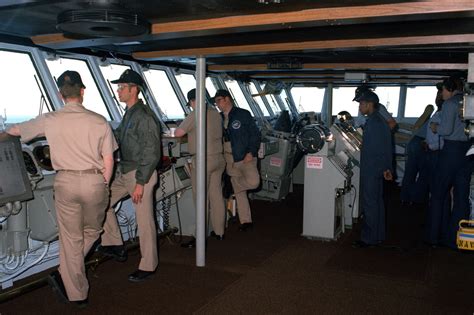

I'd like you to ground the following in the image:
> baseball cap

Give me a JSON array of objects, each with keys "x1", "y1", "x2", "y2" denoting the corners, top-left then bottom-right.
[
  {"x1": 57, "y1": 70, "x2": 85, "y2": 89},
  {"x1": 211, "y1": 89, "x2": 232, "y2": 103},
  {"x1": 353, "y1": 85, "x2": 373, "y2": 101},
  {"x1": 356, "y1": 90, "x2": 379, "y2": 104},
  {"x1": 111, "y1": 69, "x2": 144, "y2": 87},
  {"x1": 436, "y1": 82, "x2": 443, "y2": 90},
  {"x1": 186, "y1": 88, "x2": 196, "y2": 106}
]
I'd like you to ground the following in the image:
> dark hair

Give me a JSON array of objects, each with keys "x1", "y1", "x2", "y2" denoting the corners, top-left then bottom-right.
[
  {"x1": 442, "y1": 76, "x2": 463, "y2": 92},
  {"x1": 59, "y1": 83, "x2": 82, "y2": 98}
]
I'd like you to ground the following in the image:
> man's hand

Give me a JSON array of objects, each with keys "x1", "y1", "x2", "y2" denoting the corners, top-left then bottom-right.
[
  {"x1": 383, "y1": 170, "x2": 393, "y2": 181},
  {"x1": 243, "y1": 152, "x2": 253, "y2": 163},
  {"x1": 132, "y1": 184, "x2": 144, "y2": 204}
]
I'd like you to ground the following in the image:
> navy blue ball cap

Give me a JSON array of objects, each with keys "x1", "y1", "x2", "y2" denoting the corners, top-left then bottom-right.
[
  {"x1": 57, "y1": 70, "x2": 85, "y2": 89},
  {"x1": 211, "y1": 89, "x2": 231, "y2": 103},
  {"x1": 353, "y1": 85, "x2": 373, "y2": 101},
  {"x1": 111, "y1": 69, "x2": 144, "y2": 87},
  {"x1": 356, "y1": 90, "x2": 379, "y2": 104}
]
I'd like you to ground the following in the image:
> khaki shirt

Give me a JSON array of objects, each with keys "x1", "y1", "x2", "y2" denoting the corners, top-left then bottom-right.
[
  {"x1": 178, "y1": 107, "x2": 223, "y2": 155},
  {"x1": 18, "y1": 102, "x2": 117, "y2": 171}
]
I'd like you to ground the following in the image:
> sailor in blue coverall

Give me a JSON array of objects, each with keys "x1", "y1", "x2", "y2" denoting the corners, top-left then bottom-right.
[
  {"x1": 425, "y1": 76, "x2": 472, "y2": 248},
  {"x1": 354, "y1": 90, "x2": 393, "y2": 247}
]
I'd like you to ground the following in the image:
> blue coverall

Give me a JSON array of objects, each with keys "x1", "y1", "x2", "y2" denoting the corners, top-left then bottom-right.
[
  {"x1": 360, "y1": 111, "x2": 393, "y2": 245},
  {"x1": 425, "y1": 92, "x2": 472, "y2": 248}
]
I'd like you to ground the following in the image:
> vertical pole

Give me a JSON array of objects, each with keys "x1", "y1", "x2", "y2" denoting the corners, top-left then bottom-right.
[
  {"x1": 326, "y1": 83, "x2": 333, "y2": 126},
  {"x1": 195, "y1": 56, "x2": 206, "y2": 267}
]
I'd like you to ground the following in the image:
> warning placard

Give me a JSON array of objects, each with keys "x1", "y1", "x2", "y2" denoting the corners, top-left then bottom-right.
[
  {"x1": 306, "y1": 156, "x2": 323, "y2": 169},
  {"x1": 270, "y1": 157, "x2": 282, "y2": 167}
]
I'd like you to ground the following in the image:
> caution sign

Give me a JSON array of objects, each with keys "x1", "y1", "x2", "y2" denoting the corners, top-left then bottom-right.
[
  {"x1": 306, "y1": 156, "x2": 323, "y2": 169},
  {"x1": 457, "y1": 220, "x2": 474, "y2": 251},
  {"x1": 270, "y1": 157, "x2": 282, "y2": 167}
]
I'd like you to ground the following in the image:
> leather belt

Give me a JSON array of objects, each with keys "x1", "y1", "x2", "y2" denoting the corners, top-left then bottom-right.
[{"x1": 59, "y1": 169, "x2": 101, "y2": 175}]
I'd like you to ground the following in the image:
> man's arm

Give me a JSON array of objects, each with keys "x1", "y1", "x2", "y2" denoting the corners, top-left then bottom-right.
[
  {"x1": 135, "y1": 115, "x2": 161, "y2": 185},
  {"x1": 437, "y1": 101, "x2": 456, "y2": 136},
  {"x1": 6, "y1": 125, "x2": 20, "y2": 136},
  {"x1": 102, "y1": 153, "x2": 114, "y2": 184},
  {"x1": 244, "y1": 111, "x2": 261, "y2": 161}
]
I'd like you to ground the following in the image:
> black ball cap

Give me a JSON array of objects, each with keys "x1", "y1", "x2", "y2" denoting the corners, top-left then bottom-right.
[
  {"x1": 357, "y1": 90, "x2": 379, "y2": 104},
  {"x1": 186, "y1": 88, "x2": 196, "y2": 107},
  {"x1": 353, "y1": 85, "x2": 373, "y2": 101},
  {"x1": 111, "y1": 69, "x2": 144, "y2": 87},
  {"x1": 57, "y1": 70, "x2": 85, "y2": 89},
  {"x1": 211, "y1": 89, "x2": 231, "y2": 103}
]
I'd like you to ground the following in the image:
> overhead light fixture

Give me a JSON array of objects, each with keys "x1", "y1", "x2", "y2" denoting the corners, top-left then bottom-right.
[
  {"x1": 258, "y1": 0, "x2": 283, "y2": 4},
  {"x1": 57, "y1": 7, "x2": 150, "y2": 38},
  {"x1": 344, "y1": 72, "x2": 368, "y2": 82}
]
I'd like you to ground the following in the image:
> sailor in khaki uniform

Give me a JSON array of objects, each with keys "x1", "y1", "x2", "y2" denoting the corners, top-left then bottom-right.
[
  {"x1": 99, "y1": 70, "x2": 161, "y2": 282},
  {"x1": 6, "y1": 71, "x2": 117, "y2": 307},
  {"x1": 175, "y1": 89, "x2": 226, "y2": 246},
  {"x1": 212, "y1": 89, "x2": 261, "y2": 231}
]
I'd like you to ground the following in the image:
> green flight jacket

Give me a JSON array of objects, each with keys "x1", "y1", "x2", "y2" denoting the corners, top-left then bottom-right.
[{"x1": 115, "y1": 100, "x2": 161, "y2": 185}]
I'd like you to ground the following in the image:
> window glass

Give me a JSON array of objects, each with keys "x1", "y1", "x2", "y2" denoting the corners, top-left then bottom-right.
[
  {"x1": 144, "y1": 69, "x2": 184, "y2": 120},
  {"x1": 224, "y1": 80, "x2": 254, "y2": 115},
  {"x1": 0, "y1": 50, "x2": 52, "y2": 123},
  {"x1": 374, "y1": 86, "x2": 399, "y2": 117},
  {"x1": 175, "y1": 73, "x2": 196, "y2": 98},
  {"x1": 249, "y1": 82, "x2": 270, "y2": 116},
  {"x1": 291, "y1": 87, "x2": 325, "y2": 113},
  {"x1": 332, "y1": 87, "x2": 358, "y2": 116},
  {"x1": 261, "y1": 83, "x2": 282, "y2": 114},
  {"x1": 278, "y1": 89, "x2": 290, "y2": 111},
  {"x1": 405, "y1": 86, "x2": 438, "y2": 118},
  {"x1": 206, "y1": 77, "x2": 217, "y2": 98},
  {"x1": 46, "y1": 57, "x2": 111, "y2": 120},
  {"x1": 97, "y1": 63, "x2": 130, "y2": 116}
]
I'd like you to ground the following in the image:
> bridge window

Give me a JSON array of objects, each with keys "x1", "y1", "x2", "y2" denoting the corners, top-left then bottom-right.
[
  {"x1": 248, "y1": 82, "x2": 270, "y2": 116},
  {"x1": 46, "y1": 57, "x2": 112, "y2": 120},
  {"x1": 175, "y1": 72, "x2": 196, "y2": 99},
  {"x1": 292, "y1": 87, "x2": 325, "y2": 113},
  {"x1": 144, "y1": 69, "x2": 184, "y2": 120},
  {"x1": 333, "y1": 87, "x2": 358, "y2": 116},
  {"x1": 374, "y1": 86, "x2": 400, "y2": 117},
  {"x1": 224, "y1": 80, "x2": 254, "y2": 115},
  {"x1": 0, "y1": 50, "x2": 52, "y2": 123},
  {"x1": 405, "y1": 86, "x2": 437, "y2": 118},
  {"x1": 278, "y1": 89, "x2": 291, "y2": 112},
  {"x1": 206, "y1": 77, "x2": 218, "y2": 98},
  {"x1": 97, "y1": 63, "x2": 131, "y2": 116}
]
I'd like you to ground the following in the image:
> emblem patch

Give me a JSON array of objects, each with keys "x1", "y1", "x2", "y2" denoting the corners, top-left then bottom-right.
[{"x1": 231, "y1": 120, "x2": 241, "y2": 129}]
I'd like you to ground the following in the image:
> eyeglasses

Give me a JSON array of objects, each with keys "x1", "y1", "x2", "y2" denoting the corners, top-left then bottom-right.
[{"x1": 117, "y1": 84, "x2": 136, "y2": 91}]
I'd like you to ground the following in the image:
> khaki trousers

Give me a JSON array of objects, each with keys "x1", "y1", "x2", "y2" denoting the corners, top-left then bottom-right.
[
  {"x1": 190, "y1": 153, "x2": 226, "y2": 236},
  {"x1": 101, "y1": 170, "x2": 158, "y2": 272},
  {"x1": 54, "y1": 172, "x2": 108, "y2": 301},
  {"x1": 224, "y1": 146, "x2": 260, "y2": 224}
]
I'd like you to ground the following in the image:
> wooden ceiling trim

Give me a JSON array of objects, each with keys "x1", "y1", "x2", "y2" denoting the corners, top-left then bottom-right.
[
  {"x1": 248, "y1": 73, "x2": 447, "y2": 78},
  {"x1": 150, "y1": 1, "x2": 474, "y2": 34},
  {"x1": 31, "y1": 0, "x2": 474, "y2": 46},
  {"x1": 209, "y1": 63, "x2": 469, "y2": 71},
  {"x1": 134, "y1": 34, "x2": 474, "y2": 59}
]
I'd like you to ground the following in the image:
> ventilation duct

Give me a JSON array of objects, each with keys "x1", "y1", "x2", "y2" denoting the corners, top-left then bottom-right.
[{"x1": 57, "y1": 8, "x2": 150, "y2": 37}]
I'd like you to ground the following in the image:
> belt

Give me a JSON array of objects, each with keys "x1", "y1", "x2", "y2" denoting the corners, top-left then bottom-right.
[{"x1": 59, "y1": 169, "x2": 101, "y2": 175}]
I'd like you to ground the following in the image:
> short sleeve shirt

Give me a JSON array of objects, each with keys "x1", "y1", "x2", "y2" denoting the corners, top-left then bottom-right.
[
  {"x1": 178, "y1": 107, "x2": 223, "y2": 155},
  {"x1": 19, "y1": 102, "x2": 118, "y2": 171}
]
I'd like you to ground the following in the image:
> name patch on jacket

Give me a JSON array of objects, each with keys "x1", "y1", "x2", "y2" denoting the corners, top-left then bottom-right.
[{"x1": 231, "y1": 120, "x2": 241, "y2": 129}]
